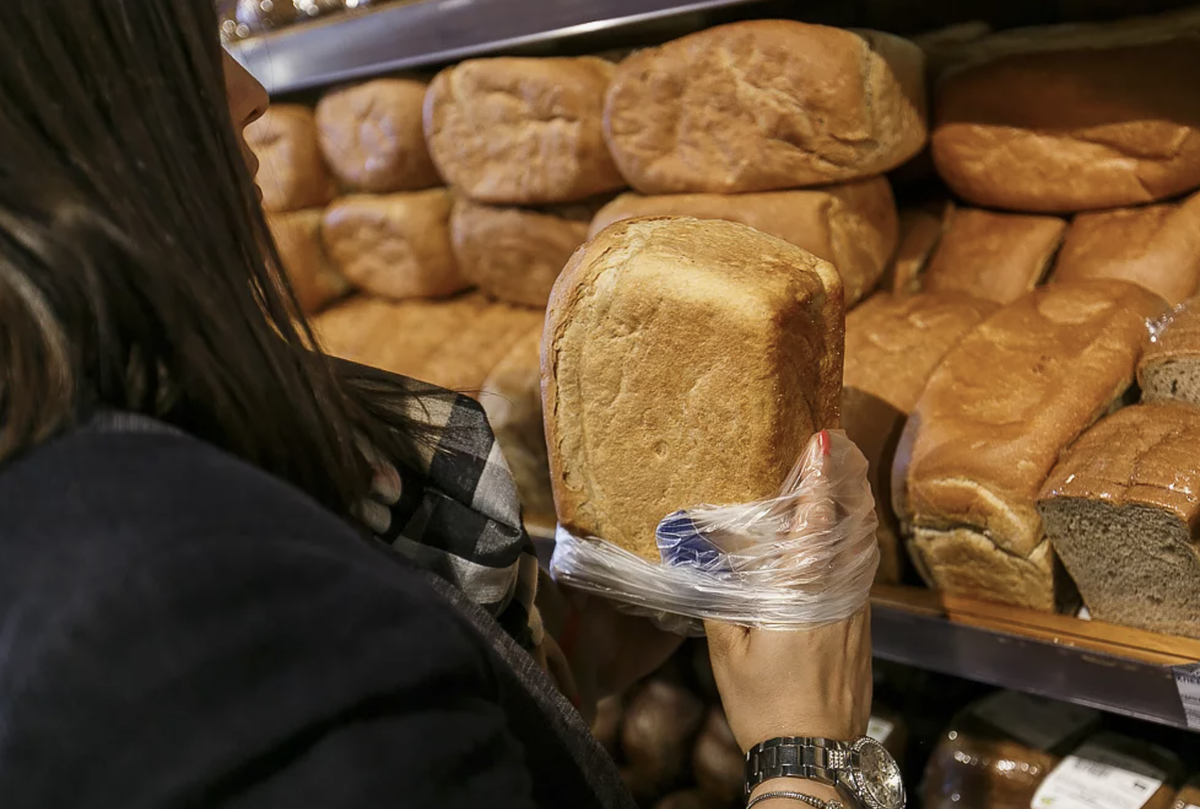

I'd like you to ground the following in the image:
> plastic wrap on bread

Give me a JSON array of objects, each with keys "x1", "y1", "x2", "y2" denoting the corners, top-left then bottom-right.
[{"x1": 551, "y1": 430, "x2": 878, "y2": 635}]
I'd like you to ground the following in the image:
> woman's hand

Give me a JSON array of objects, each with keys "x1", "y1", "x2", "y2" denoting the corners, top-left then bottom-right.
[{"x1": 704, "y1": 606, "x2": 872, "y2": 752}]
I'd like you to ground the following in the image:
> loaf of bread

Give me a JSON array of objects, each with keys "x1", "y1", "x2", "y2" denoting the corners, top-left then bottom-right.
[
  {"x1": 451, "y1": 198, "x2": 597, "y2": 308},
  {"x1": 894, "y1": 280, "x2": 1168, "y2": 610},
  {"x1": 313, "y1": 293, "x2": 543, "y2": 394},
  {"x1": 922, "y1": 691, "x2": 1098, "y2": 809},
  {"x1": 544, "y1": 217, "x2": 844, "y2": 561},
  {"x1": 588, "y1": 178, "x2": 897, "y2": 307},
  {"x1": 424, "y1": 57, "x2": 625, "y2": 205},
  {"x1": 883, "y1": 201, "x2": 955, "y2": 294},
  {"x1": 1140, "y1": 299, "x2": 1200, "y2": 406},
  {"x1": 843, "y1": 292, "x2": 997, "y2": 584},
  {"x1": 321, "y1": 190, "x2": 469, "y2": 301},
  {"x1": 481, "y1": 327, "x2": 556, "y2": 529},
  {"x1": 266, "y1": 209, "x2": 349, "y2": 315},
  {"x1": 932, "y1": 38, "x2": 1200, "y2": 213},
  {"x1": 1053, "y1": 191, "x2": 1200, "y2": 306},
  {"x1": 1039, "y1": 402, "x2": 1200, "y2": 639},
  {"x1": 603, "y1": 21, "x2": 927, "y2": 194},
  {"x1": 245, "y1": 105, "x2": 336, "y2": 213},
  {"x1": 315, "y1": 79, "x2": 441, "y2": 193},
  {"x1": 921, "y1": 208, "x2": 1067, "y2": 305}
]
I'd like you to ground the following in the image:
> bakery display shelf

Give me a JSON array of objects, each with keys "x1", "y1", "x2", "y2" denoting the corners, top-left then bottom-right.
[
  {"x1": 872, "y1": 585, "x2": 1200, "y2": 733},
  {"x1": 228, "y1": 0, "x2": 762, "y2": 95}
]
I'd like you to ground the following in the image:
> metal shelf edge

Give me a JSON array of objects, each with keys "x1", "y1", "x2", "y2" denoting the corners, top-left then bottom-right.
[{"x1": 228, "y1": 0, "x2": 763, "y2": 95}]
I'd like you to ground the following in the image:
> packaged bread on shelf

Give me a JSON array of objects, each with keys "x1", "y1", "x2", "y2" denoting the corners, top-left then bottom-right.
[
  {"x1": 480, "y1": 327, "x2": 556, "y2": 529},
  {"x1": 315, "y1": 79, "x2": 441, "y2": 193},
  {"x1": 921, "y1": 208, "x2": 1067, "y2": 305},
  {"x1": 894, "y1": 280, "x2": 1168, "y2": 610},
  {"x1": 1039, "y1": 402, "x2": 1200, "y2": 639},
  {"x1": 424, "y1": 57, "x2": 625, "y2": 205},
  {"x1": 543, "y1": 217, "x2": 843, "y2": 561},
  {"x1": 266, "y1": 209, "x2": 348, "y2": 315},
  {"x1": 588, "y1": 177, "x2": 898, "y2": 307},
  {"x1": 923, "y1": 691, "x2": 1100, "y2": 809},
  {"x1": 451, "y1": 198, "x2": 599, "y2": 309},
  {"x1": 1031, "y1": 733, "x2": 1182, "y2": 809},
  {"x1": 882, "y1": 200, "x2": 955, "y2": 294},
  {"x1": 245, "y1": 105, "x2": 337, "y2": 213},
  {"x1": 603, "y1": 21, "x2": 927, "y2": 195},
  {"x1": 313, "y1": 293, "x2": 542, "y2": 394},
  {"x1": 843, "y1": 292, "x2": 997, "y2": 584},
  {"x1": 322, "y1": 190, "x2": 469, "y2": 301},
  {"x1": 1052, "y1": 191, "x2": 1200, "y2": 306},
  {"x1": 1140, "y1": 298, "x2": 1200, "y2": 406},
  {"x1": 932, "y1": 37, "x2": 1200, "y2": 213}
]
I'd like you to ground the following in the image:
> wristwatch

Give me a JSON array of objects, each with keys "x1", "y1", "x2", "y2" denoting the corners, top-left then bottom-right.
[{"x1": 744, "y1": 736, "x2": 905, "y2": 809}]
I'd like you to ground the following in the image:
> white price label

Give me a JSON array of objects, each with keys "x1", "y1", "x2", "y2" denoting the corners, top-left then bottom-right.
[
  {"x1": 1030, "y1": 743, "x2": 1165, "y2": 809},
  {"x1": 867, "y1": 716, "x2": 894, "y2": 744},
  {"x1": 1172, "y1": 662, "x2": 1200, "y2": 730},
  {"x1": 973, "y1": 691, "x2": 1097, "y2": 751}
]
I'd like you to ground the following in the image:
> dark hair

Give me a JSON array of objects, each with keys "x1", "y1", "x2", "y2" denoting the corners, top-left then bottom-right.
[{"x1": 0, "y1": 0, "x2": 428, "y2": 519}]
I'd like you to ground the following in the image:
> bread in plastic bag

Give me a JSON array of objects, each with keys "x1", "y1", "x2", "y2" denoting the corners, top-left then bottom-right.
[{"x1": 550, "y1": 429, "x2": 879, "y2": 635}]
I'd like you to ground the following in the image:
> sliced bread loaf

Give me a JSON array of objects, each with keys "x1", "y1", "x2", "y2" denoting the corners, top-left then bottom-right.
[{"x1": 1139, "y1": 298, "x2": 1200, "y2": 406}]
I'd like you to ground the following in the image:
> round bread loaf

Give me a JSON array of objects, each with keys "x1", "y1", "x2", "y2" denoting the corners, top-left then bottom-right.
[{"x1": 245, "y1": 105, "x2": 337, "y2": 214}]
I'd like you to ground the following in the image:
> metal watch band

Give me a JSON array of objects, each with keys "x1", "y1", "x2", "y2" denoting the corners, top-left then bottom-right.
[{"x1": 744, "y1": 737, "x2": 858, "y2": 796}]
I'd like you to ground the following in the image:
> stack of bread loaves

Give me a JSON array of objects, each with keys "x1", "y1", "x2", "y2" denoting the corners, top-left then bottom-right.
[
  {"x1": 591, "y1": 21, "x2": 926, "y2": 308},
  {"x1": 423, "y1": 56, "x2": 627, "y2": 308}
]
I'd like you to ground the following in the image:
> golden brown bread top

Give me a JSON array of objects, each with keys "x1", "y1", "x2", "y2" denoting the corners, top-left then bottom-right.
[
  {"x1": 315, "y1": 79, "x2": 441, "y2": 193},
  {"x1": 321, "y1": 190, "x2": 468, "y2": 300},
  {"x1": 266, "y1": 209, "x2": 348, "y2": 315},
  {"x1": 313, "y1": 293, "x2": 542, "y2": 394},
  {"x1": 543, "y1": 216, "x2": 843, "y2": 560},
  {"x1": 244, "y1": 105, "x2": 336, "y2": 213},
  {"x1": 844, "y1": 292, "x2": 998, "y2": 414},
  {"x1": 921, "y1": 208, "x2": 1067, "y2": 305},
  {"x1": 1039, "y1": 402, "x2": 1200, "y2": 526},
  {"x1": 451, "y1": 198, "x2": 593, "y2": 308},
  {"x1": 603, "y1": 21, "x2": 927, "y2": 194},
  {"x1": 588, "y1": 178, "x2": 897, "y2": 306},
  {"x1": 932, "y1": 39, "x2": 1200, "y2": 213},
  {"x1": 883, "y1": 201, "x2": 954, "y2": 294},
  {"x1": 1054, "y1": 192, "x2": 1200, "y2": 306},
  {"x1": 423, "y1": 57, "x2": 625, "y2": 205},
  {"x1": 1141, "y1": 297, "x2": 1200, "y2": 372},
  {"x1": 896, "y1": 280, "x2": 1168, "y2": 558}
]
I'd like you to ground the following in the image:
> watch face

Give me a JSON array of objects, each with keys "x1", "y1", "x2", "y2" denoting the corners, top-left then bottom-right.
[{"x1": 850, "y1": 737, "x2": 905, "y2": 809}]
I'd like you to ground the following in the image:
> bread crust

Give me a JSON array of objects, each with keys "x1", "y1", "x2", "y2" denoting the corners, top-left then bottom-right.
[
  {"x1": 843, "y1": 292, "x2": 997, "y2": 583},
  {"x1": 922, "y1": 209, "x2": 1067, "y2": 305},
  {"x1": 1054, "y1": 191, "x2": 1200, "y2": 306},
  {"x1": 884, "y1": 201, "x2": 954, "y2": 294},
  {"x1": 316, "y1": 79, "x2": 441, "y2": 193},
  {"x1": 603, "y1": 21, "x2": 927, "y2": 194},
  {"x1": 322, "y1": 190, "x2": 469, "y2": 301},
  {"x1": 589, "y1": 178, "x2": 898, "y2": 307},
  {"x1": 266, "y1": 209, "x2": 348, "y2": 315},
  {"x1": 932, "y1": 39, "x2": 1200, "y2": 213},
  {"x1": 542, "y1": 216, "x2": 843, "y2": 560},
  {"x1": 894, "y1": 280, "x2": 1168, "y2": 609},
  {"x1": 451, "y1": 199, "x2": 596, "y2": 308},
  {"x1": 424, "y1": 57, "x2": 625, "y2": 205},
  {"x1": 245, "y1": 105, "x2": 337, "y2": 213}
]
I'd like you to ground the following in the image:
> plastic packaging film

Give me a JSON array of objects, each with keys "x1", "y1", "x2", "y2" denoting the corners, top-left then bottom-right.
[{"x1": 550, "y1": 430, "x2": 880, "y2": 635}]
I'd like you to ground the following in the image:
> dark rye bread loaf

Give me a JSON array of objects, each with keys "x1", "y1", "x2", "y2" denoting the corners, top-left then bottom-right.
[
  {"x1": 1039, "y1": 402, "x2": 1200, "y2": 639},
  {"x1": 1139, "y1": 298, "x2": 1200, "y2": 407},
  {"x1": 894, "y1": 280, "x2": 1168, "y2": 610},
  {"x1": 842, "y1": 292, "x2": 997, "y2": 583},
  {"x1": 543, "y1": 217, "x2": 843, "y2": 561}
]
